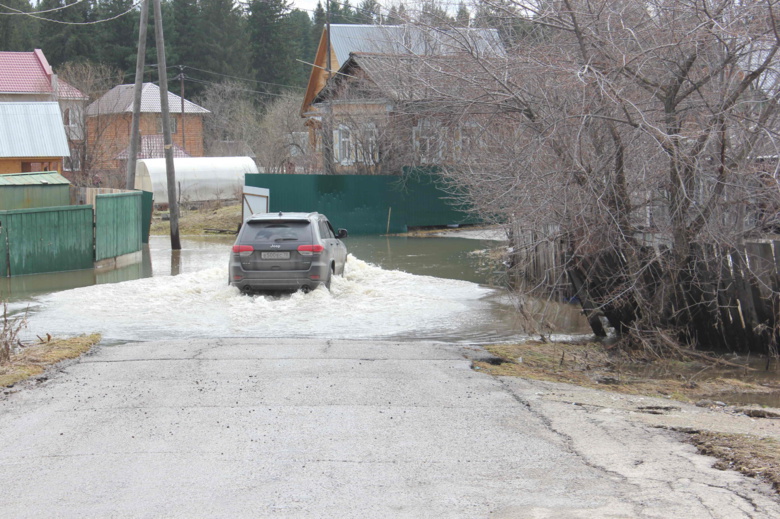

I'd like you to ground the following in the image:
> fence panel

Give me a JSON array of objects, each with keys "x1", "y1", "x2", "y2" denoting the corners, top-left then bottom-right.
[
  {"x1": 0, "y1": 206, "x2": 93, "y2": 276},
  {"x1": 244, "y1": 171, "x2": 476, "y2": 234},
  {"x1": 95, "y1": 192, "x2": 142, "y2": 262}
]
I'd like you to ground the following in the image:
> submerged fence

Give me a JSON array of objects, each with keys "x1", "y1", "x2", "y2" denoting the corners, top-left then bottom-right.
[{"x1": 0, "y1": 190, "x2": 144, "y2": 277}]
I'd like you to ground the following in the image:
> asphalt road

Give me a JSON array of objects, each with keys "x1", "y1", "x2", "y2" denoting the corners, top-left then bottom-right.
[{"x1": 0, "y1": 338, "x2": 777, "y2": 518}]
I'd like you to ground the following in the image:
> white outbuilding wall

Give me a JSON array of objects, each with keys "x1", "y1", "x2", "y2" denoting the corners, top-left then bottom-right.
[{"x1": 135, "y1": 157, "x2": 258, "y2": 202}]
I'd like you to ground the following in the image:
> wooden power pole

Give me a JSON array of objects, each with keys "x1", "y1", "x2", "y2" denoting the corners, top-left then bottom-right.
[
  {"x1": 125, "y1": 0, "x2": 149, "y2": 190},
  {"x1": 152, "y1": 0, "x2": 181, "y2": 250}
]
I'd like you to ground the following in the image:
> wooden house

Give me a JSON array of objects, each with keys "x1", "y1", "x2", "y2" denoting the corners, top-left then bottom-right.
[
  {"x1": 0, "y1": 49, "x2": 86, "y2": 175},
  {"x1": 301, "y1": 24, "x2": 504, "y2": 174},
  {"x1": 0, "y1": 102, "x2": 70, "y2": 175},
  {"x1": 85, "y1": 83, "x2": 210, "y2": 182}
]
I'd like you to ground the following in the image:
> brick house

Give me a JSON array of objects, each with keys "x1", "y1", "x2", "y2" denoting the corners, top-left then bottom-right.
[{"x1": 86, "y1": 83, "x2": 209, "y2": 185}]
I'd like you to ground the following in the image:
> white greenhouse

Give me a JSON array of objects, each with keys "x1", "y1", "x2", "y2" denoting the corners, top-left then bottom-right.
[{"x1": 135, "y1": 156, "x2": 258, "y2": 203}]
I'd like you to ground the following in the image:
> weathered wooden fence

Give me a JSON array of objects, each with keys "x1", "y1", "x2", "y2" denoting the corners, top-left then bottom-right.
[{"x1": 507, "y1": 217, "x2": 780, "y2": 352}]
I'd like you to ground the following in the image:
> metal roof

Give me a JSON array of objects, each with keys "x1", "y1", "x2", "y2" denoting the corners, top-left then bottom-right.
[
  {"x1": 0, "y1": 50, "x2": 53, "y2": 94},
  {"x1": 86, "y1": 83, "x2": 210, "y2": 116},
  {"x1": 0, "y1": 171, "x2": 70, "y2": 186},
  {"x1": 0, "y1": 102, "x2": 70, "y2": 158}
]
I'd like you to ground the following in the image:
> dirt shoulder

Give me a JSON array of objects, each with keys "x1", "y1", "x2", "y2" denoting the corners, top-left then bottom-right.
[{"x1": 475, "y1": 340, "x2": 780, "y2": 492}]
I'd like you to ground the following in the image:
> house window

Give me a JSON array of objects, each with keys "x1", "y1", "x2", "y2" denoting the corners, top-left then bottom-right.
[
  {"x1": 333, "y1": 125, "x2": 354, "y2": 164},
  {"x1": 63, "y1": 108, "x2": 71, "y2": 126},
  {"x1": 457, "y1": 123, "x2": 483, "y2": 158},
  {"x1": 157, "y1": 115, "x2": 178, "y2": 134},
  {"x1": 355, "y1": 124, "x2": 379, "y2": 165},
  {"x1": 64, "y1": 151, "x2": 81, "y2": 172},
  {"x1": 413, "y1": 119, "x2": 446, "y2": 164}
]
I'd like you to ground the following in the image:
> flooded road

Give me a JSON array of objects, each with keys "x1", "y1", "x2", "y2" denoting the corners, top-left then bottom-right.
[{"x1": 9, "y1": 235, "x2": 590, "y2": 345}]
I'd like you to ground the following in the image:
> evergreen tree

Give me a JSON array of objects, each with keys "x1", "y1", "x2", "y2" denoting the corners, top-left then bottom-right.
[
  {"x1": 455, "y1": 2, "x2": 470, "y2": 27},
  {"x1": 198, "y1": 0, "x2": 250, "y2": 80},
  {"x1": 0, "y1": 0, "x2": 39, "y2": 51},
  {"x1": 356, "y1": 0, "x2": 380, "y2": 25},
  {"x1": 170, "y1": 0, "x2": 201, "y2": 70},
  {"x1": 95, "y1": 0, "x2": 139, "y2": 73},
  {"x1": 38, "y1": 0, "x2": 97, "y2": 67},
  {"x1": 419, "y1": 1, "x2": 453, "y2": 27},
  {"x1": 311, "y1": 2, "x2": 325, "y2": 50},
  {"x1": 248, "y1": 0, "x2": 292, "y2": 94},
  {"x1": 284, "y1": 8, "x2": 313, "y2": 87},
  {"x1": 386, "y1": 3, "x2": 407, "y2": 25}
]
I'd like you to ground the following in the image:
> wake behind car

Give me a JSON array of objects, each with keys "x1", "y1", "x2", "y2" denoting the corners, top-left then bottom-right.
[{"x1": 229, "y1": 212, "x2": 348, "y2": 293}]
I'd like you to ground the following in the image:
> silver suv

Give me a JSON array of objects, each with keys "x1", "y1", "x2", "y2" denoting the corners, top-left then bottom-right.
[{"x1": 229, "y1": 212, "x2": 348, "y2": 293}]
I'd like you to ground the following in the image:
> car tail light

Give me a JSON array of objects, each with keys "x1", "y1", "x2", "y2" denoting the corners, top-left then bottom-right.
[
  {"x1": 232, "y1": 245, "x2": 253, "y2": 253},
  {"x1": 297, "y1": 244, "x2": 324, "y2": 255}
]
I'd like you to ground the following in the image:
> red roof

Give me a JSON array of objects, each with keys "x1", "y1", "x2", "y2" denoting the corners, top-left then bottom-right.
[{"x1": 0, "y1": 49, "x2": 53, "y2": 94}]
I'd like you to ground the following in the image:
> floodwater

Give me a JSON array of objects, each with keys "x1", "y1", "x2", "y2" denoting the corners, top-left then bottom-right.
[{"x1": 5, "y1": 235, "x2": 591, "y2": 345}]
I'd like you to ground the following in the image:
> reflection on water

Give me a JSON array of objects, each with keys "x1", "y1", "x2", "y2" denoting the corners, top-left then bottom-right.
[{"x1": 0, "y1": 249, "x2": 154, "y2": 305}]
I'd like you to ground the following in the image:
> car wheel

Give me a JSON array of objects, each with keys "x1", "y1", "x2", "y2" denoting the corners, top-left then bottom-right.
[{"x1": 324, "y1": 266, "x2": 333, "y2": 290}]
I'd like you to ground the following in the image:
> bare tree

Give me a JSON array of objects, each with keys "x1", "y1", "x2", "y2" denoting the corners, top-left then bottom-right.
[
  {"x1": 396, "y1": 0, "x2": 780, "y2": 353},
  {"x1": 58, "y1": 61, "x2": 123, "y2": 187}
]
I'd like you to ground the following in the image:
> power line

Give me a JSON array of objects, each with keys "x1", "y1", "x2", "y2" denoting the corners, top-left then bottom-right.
[
  {"x1": 0, "y1": 0, "x2": 143, "y2": 25},
  {"x1": 183, "y1": 65, "x2": 305, "y2": 90}
]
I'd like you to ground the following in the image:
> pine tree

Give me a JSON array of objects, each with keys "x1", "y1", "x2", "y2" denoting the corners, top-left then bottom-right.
[
  {"x1": 311, "y1": 1, "x2": 325, "y2": 49},
  {"x1": 0, "y1": 0, "x2": 39, "y2": 51},
  {"x1": 248, "y1": 0, "x2": 292, "y2": 94},
  {"x1": 356, "y1": 0, "x2": 380, "y2": 25},
  {"x1": 170, "y1": 0, "x2": 201, "y2": 70},
  {"x1": 95, "y1": 0, "x2": 139, "y2": 73},
  {"x1": 38, "y1": 0, "x2": 97, "y2": 67},
  {"x1": 455, "y1": 2, "x2": 470, "y2": 27},
  {"x1": 284, "y1": 8, "x2": 313, "y2": 87}
]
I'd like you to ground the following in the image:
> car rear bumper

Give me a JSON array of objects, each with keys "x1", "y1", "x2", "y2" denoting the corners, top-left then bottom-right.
[{"x1": 229, "y1": 261, "x2": 329, "y2": 292}]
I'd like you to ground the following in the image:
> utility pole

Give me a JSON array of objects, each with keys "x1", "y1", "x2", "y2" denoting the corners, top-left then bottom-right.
[
  {"x1": 126, "y1": 0, "x2": 150, "y2": 190},
  {"x1": 179, "y1": 65, "x2": 185, "y2": 153},
  {"x1": 323, "y1": 1, "x2": 334, "y2": 174},
  {"x1": 153, "y1": 0, "x2": 181, "y2": 250}
]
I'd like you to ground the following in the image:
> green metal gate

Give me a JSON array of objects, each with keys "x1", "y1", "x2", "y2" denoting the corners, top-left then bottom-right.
[{"x1": 95, "y1": 192, "x2": 143, "y2": 262}]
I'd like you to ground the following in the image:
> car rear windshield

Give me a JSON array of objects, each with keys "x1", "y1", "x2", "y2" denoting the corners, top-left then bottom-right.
[{"x1": 243, "y1": 220, "x2": 312, "y2": 243}]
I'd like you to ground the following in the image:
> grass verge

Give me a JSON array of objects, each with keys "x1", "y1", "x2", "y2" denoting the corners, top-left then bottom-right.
[
  {"x1": 0, "y1": 334, "x2": 102, "y2": 388},
  {"x1": 150, "y1": 203, "x2": 242, "y2": 236}
]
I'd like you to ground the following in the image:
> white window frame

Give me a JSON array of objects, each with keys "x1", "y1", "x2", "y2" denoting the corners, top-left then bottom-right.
[
  {"x1": 413, "y1": 119, "x2": 445, "y2": 164},
  {"x1": 157, "y1": 115, "x2": 178, "y2": 134}
]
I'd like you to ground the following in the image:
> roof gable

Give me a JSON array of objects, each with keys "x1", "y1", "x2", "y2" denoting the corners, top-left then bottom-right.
[
  {"x1": 86, "y1": 83, "x2": 210, "y2": 116},
  {"x1": 0, "y1": 49, "x2": 53, "y2": 94},
  {"x1": 301, "y1": 24, "x2": 505, "y2": 115}
]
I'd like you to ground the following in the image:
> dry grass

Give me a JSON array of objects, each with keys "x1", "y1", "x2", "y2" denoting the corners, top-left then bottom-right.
[
  {"x1": 150, "y1": 202, "x2": 243, "y2": 236},
  {"x1": 0, "y1": 334, "x2": 101, "y2": 388},
  {"x1": 476, "y1": 340, "x2": 776, "y2": 402},
  {"x1": 689, "y1": 432, "x2": 780, "y2": 492}
]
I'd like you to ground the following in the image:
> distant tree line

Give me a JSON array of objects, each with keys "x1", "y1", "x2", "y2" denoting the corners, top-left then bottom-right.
[{"x1": 0, "y1": 0, "x2": 492, "y2": 97}]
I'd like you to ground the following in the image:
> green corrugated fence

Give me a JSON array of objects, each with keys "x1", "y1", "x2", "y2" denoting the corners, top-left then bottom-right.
[
  {"x1": 95, "y1": 192, "x2": 143, "y2": 262},
  {"x1": 244, "y1": 170, "x2": 475, "y2": 234},
  {"x1": 0, "y1": 206, "x2": 94, "y2": 276}
]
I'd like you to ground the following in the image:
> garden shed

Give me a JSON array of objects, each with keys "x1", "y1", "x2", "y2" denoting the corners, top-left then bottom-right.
[
  {"x1": 135, "y1": 156, "x2": 258, "y2": 203},
  {"x1": 0, "y1": 171, "x2": 70, "y2": 210}
]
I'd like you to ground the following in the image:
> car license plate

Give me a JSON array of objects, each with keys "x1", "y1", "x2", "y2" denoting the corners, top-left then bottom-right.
[{"x1": 261, "y1": 251, "x2": 290, "y2": 260}]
